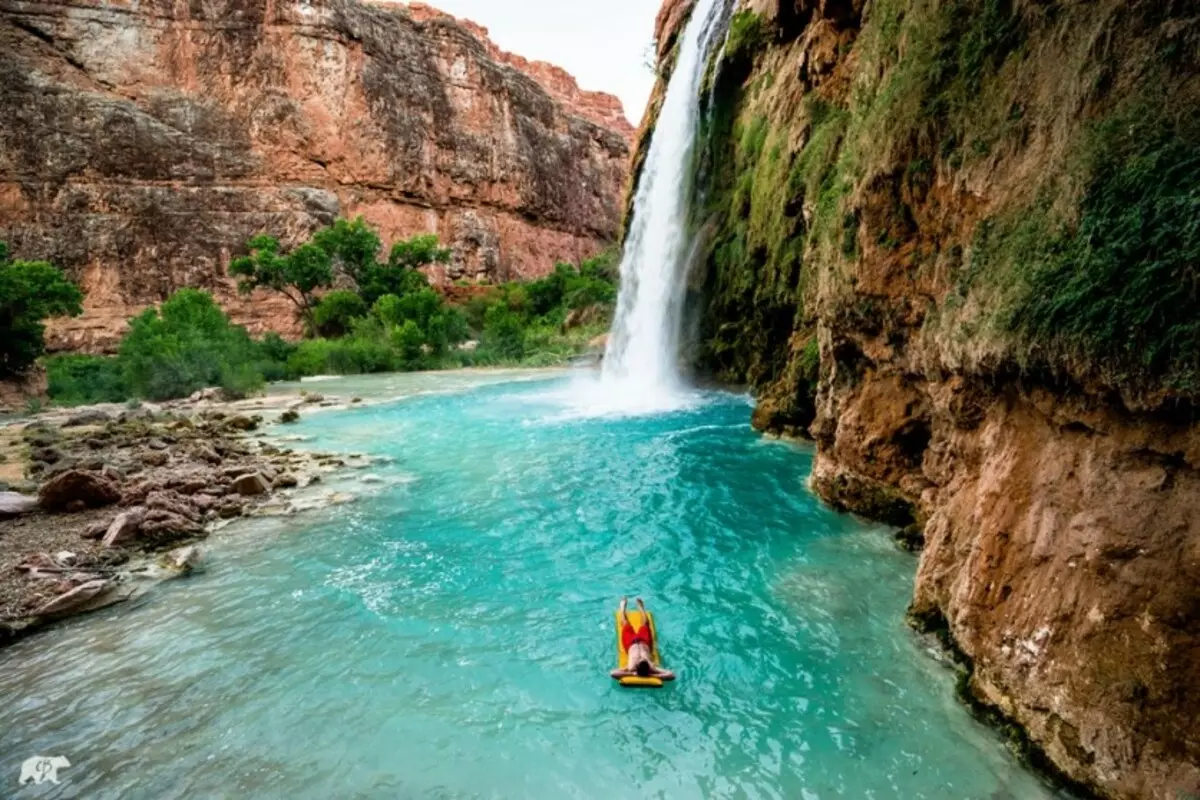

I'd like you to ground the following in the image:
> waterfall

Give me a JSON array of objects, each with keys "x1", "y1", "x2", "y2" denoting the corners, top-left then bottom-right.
[{"x1": 600, "y1": 0, "x2": 730, "y2": 410}]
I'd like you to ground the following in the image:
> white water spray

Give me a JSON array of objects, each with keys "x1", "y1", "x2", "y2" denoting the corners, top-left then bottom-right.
[{"x1": 600, "y1": 0, "x2": 730, "y2": 411}]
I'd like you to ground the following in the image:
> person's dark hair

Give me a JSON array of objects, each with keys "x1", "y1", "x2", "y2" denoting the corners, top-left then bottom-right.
[{"x1": 635, "y1": 659, "x2": 652, "y2": 678}]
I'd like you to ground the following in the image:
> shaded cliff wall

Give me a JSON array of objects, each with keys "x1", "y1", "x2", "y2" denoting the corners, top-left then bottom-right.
[
  {"x1": 0, "y1": 0, "x2": 633, "y2": 351},
  {"x1": 645, "y1": 0, "x2": 1200, "y2": 796}
]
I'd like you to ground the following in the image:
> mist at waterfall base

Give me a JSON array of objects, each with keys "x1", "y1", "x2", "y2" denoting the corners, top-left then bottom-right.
[
  {"x1": 597, "y1": 0, "x2": 729, "y2": 414},
  {"x1": 0, "y1": 373, "x2": 1060, "y2": 798}
]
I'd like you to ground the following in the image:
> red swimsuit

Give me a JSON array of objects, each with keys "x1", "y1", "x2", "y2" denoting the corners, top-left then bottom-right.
[{"x1": 621, "y1": 620, "x2": 653, "y2": 651}]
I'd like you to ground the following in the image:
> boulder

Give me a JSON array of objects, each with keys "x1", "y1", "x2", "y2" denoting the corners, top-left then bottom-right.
[
  {"x1": 193, "y1": 445, "x2": 222, "y2": 465},
  {"x1": 63, "y1": 409, "x2": 112, "y2": 428},
  {"x1": 0, "y1": 492, "x2": 38, "y2": 519},
  {"x1": 22, "y1": 425, "x2": 59, "y2": 447},
  {"x1": 162, "y1": 545, "x2": 204, "y2": 573},
  {"x1": 31, "y1": 446, "x2": 65, "y2": 464},
  {"x1": 217, "y1": 497, "x2": 245, "y2": 518},
  {"x1": 38, "y1": 470, "x2": 122, "y2": 511},
  {"x1": 274, "y1": 473, "x2": 299, "y2": 489},
  {"x1": 102, "y1": 507, "x2": 147, "y2": 547},
  {"x1": 83, "y1": 517, "x2": 114, "y2": 539},
  {"x1": 145, "y1": 490, "x2": 202, "y2": 522},
  {"x1": 141, "y1": 450, "x2": 170, "y2": 467},
  {"x1": 231, "y1": 472, "x2": 270, "y2": 496},
  {"x1": 301, "y1": 393, "x2": 325, "y2": 404},
  {"x1": 120, "y1": 479, "x2": 163, "y2": 506},
  {"x1": 33, "y1": 579, "x2": 119, "y2": 617},
  {"x1": 140, "y1": 510, "x2": 203, "y2": 542},
  {"x1": 226, "y1": 415, "x2": 260, "y2": 432},
  {"x1": 188, "y1": 387, "x2": 224, "y2": 403}
]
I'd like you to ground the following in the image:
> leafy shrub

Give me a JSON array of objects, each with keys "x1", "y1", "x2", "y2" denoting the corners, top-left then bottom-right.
[
  {"x1": 119, "y1": 289, "x2": 264, "y2": 401},
  {"x1": 0, "y1": 245, "x2": 84, "y2": 377},
  {"x1": 45, "y1": 354, "x2": 128, "y2": 406},
  {"x1": 312, "y1": 290, "x2": 369, "y2": 338},
  {"x1": 392, "y1": 320, "x2": 425, "y2": 366},
  {"x1": 482, "y1": 305, "x2": 526, "y2": 361}
]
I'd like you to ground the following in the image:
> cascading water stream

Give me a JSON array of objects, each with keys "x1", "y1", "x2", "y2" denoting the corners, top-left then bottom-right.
[{"x1": 601, "y1": 0, "x2": 730, "y2": 410}]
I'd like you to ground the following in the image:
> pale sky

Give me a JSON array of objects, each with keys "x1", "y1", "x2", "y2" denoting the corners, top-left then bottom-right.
[{"x1": 410, "y1": 0, "x2": 662, "y2": 124}]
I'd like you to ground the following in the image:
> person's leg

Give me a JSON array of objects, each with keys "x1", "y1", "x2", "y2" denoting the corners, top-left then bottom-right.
[{"x1": 634, "y1": 597, "x2": 653, "y2": 650}]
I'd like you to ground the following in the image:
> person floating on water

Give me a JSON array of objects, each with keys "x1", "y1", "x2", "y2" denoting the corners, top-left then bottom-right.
[{"x1": 611, "y1": 596, "x2": 676, "y2": 682}]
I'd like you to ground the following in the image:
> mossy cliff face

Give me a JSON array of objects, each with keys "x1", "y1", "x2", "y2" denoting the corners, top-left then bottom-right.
[{"x1": 641, "y1": 0, "x2": 1200, "y2": 795}]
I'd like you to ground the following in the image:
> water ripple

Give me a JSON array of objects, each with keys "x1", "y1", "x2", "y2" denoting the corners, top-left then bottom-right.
[{"x1": 0, "y1": 377, "x2": 1060, "y2": 799}]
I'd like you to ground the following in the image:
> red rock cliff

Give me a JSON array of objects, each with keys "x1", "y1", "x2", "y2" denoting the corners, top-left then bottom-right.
[
  {"x1": 651, "y1": 0, "x2": 1200, "y2": 796},
  {"x1": 0, "y1": 0, "x2": 634, "y2": 351}
]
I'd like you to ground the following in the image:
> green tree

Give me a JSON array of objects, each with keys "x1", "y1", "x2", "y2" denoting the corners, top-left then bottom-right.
[
  {"x1": 482, "y1": 304, "x2": 526, "y2": 360},
  {"x1": 392, "y1": 319, "x2": 426, "y2": 365},
  {"x1": 527, "y1": 263, "x2": 576, "y2": 317},
  {"x1": 312, "y1": 217, "x2": 383, "y2": 286},
  {"x1": 361, "y1": 234, "x2": 452, "y2": 304},
  {"x1": 229, "y1": 235, "x2": 334, "y2": 332},
  {"x1": 0, "y1": 243, "x2": 84, "y2": 377},
  {"x1": 312, "y1": 290, "x2": 368, "y2": 338},
  {"x1": 119, "y1": 289, "x2": 263, "y2": 401}
]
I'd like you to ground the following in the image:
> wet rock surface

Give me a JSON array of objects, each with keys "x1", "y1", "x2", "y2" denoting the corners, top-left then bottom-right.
[{"x1": 0, "y1": 392, "x2": 374, "y2": 644}]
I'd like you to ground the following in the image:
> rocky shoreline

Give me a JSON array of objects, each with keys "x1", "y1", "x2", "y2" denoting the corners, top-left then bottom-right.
[{"x1": 0, "y1": 389, "x2": 372, "y2": 647}]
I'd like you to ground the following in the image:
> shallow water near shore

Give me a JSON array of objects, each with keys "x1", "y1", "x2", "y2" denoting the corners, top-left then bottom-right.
[{"x1": 0, "y1": 372, "x2": 1059, "y2": 798}]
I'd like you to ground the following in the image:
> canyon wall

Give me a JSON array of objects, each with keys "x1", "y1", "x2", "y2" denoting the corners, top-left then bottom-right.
[
  {"x1": 0, "y1": 0, "x2": 633, "y2": 351},
  {"x1": 650, "y1": 0, "x2": 1200, "y2": 796}
]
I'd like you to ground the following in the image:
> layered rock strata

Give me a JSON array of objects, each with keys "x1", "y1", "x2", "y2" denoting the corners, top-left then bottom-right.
[{"x1": 0, "y1": 0, "x2": 633, "y2": 351}]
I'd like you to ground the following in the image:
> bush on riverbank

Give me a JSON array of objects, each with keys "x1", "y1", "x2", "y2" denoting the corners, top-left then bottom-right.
[
  {"x1": 0, "y1": 242, "x2": 84, "y2": 379},
  {"x1": 43, "y1": 221, "x2": 618, "y2": 406},
  {"x1": 46, "y1": 291, "x2": 286, "y2": 404}
]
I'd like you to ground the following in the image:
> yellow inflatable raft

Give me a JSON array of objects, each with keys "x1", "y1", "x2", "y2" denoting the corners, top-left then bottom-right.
[{"x1": 614, "y1": 609, "x2": 664, "y2": 688}]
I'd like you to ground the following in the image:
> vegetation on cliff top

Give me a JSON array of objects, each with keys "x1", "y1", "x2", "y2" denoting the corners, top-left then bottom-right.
[
  {"x1": 971, "y1": 103, "x2": 1200, "y2": 393},
  {"x1": 689, "y1": 0, "x2": 1200, "y2": 412}
]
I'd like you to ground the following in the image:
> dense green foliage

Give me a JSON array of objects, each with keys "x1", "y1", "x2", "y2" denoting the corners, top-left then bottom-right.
[
  {"x1": 46, "y1": 290, "x2": 280, "y2": 404},
  {"x1": 0, "y1": 243, "x2": 84, "y2": 378},
  {"x1": 312, "y1": 290, "x2": 369, "y2": 338},
  {"x1": 724, "y1": 11, "x2": 768, "y2": 73},
  {"x1": 45, "y1": 354, "x2": 128, "y2": 406},
  {"x1": 119, "y1": 289, "x2": 272, "y2": 400},
  {"x1": 229, "y1": 236, "x2": 334, "y2": 332},
  {"x1": 43, "y1": 218, "x2": 617, "y2": 406},
  {"x1": 972, "y1": 106, "x2": 1200, "y2": 391},
  {"x1": 311, "y1": 218, "x2": 450, "y2": 305}
]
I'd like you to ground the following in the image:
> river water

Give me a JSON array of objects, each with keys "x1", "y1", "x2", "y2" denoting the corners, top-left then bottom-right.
[{"x1": 0, "y1": 372, "x2": 1058, "y2": 798}]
